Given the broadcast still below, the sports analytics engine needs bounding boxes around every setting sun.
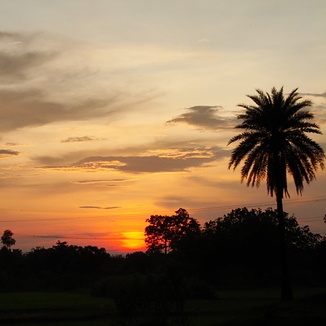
[121,231,146,251]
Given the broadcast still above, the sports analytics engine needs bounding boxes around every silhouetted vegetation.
[1,207,326,324]
[145,208,200,254]
[228,87,325,300]
[1,207,325,294]
[1,229,16,250]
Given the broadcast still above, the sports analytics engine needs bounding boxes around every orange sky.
[0,1,325,253]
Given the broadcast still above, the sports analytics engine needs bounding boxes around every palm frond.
[228,87,325,197]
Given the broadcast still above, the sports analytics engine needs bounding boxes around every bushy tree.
[203,207,320,254]
[173,207,321,286]
[145,208,200,254]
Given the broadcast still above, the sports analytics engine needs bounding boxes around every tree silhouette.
[145,208,200,254]
[228,87,325,300]
[1,229,16,250]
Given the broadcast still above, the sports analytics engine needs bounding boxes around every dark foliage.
[171,207,323,287]
[0,207,325,297]
[145,208,201,254]
[1,229,16,249]
[228,87,325,300]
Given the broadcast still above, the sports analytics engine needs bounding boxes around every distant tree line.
[1,207,326,295]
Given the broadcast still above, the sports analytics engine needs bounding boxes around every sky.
[0,0,325,253]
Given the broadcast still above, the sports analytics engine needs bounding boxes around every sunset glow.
[120,232,146,251]
[0,1,325,254]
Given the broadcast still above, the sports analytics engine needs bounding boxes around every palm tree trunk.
[276,191,293,301]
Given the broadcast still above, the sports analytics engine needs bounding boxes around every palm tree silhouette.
[228,87,325,300]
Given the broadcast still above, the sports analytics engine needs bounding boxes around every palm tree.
[228,87,325,301]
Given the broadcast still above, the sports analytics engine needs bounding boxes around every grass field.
[0,287,325,325]
[0,292,115,325]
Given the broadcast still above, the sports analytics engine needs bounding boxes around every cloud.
[198,38,210,43]
[0,149,20,158]
[23,233,110,240]
[0,31,58,83]
[37,146,228,174]
[79,206,120,210]
[166,105,236,130]
[155,195,219,212]
[73,179,130,184]
[71,179,134,188]
[0,88,112,132]
[0,31,157,132]
[4,142,23,147]
[300,92,326,98]
[185,175,233,188]
[60,136,106,143]
[0,51,56,82]
[0,32,19,39]
[30,234,66,239]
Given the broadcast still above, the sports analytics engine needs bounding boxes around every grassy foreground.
[0,287,326,325]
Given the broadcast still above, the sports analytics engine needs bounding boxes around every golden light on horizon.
[120,231,146,251]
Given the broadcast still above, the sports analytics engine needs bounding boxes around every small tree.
[1,229,16,250]
[145,208,200,254]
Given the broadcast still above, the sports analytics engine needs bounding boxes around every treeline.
[167,207,326,287]
[1,207,326,294]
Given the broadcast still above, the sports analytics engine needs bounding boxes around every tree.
[204,207,320,253]
[199,207,321,286]
[145,208,201,254]
[228,87,325,300]
[1,229,16,250]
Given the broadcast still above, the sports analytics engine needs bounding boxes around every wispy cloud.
[0,88,112,132]
[0,50,56,82]
[0,31,20,39]
[198,38,210,43]
[0,32,57,83]
[79,206,120,210]
[60,136,106,143]
[38,147,228,174]
[300,91,326,98]
[73,179,130,184]
[4,142,25,147]
[30,234,66,239]
[166,105,236,130]
[0,31,157,133]
[0,149,20,158]
[155,195,217,211]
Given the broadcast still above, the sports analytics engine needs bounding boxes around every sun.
[120,231,146,251]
